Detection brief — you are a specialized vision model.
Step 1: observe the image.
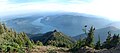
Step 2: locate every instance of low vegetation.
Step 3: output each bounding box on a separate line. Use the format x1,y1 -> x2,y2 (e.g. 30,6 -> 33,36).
0,22 -> 42,53
71,25 -> 120,52
0,22 -> 120,53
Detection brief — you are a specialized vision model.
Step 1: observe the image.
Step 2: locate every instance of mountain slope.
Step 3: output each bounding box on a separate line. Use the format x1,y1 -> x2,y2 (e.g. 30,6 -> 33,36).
31,30 -> 75,48
107,22 -> 120,29
4,12 -> 112,36
73,26 -> 120,42
6,17 -> 42,34
0,22 -> 33,52
40,14 -> 112,36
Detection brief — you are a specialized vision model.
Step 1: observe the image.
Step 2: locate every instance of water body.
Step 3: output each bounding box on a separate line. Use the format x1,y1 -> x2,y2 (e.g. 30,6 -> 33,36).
32,17 -> 56,33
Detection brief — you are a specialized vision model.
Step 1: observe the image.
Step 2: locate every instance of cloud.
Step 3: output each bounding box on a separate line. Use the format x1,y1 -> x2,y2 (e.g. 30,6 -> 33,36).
0,0 -> 120,21
87,0 -> 120,21
4,0 -> 90,4
0,0 -> 91,13
0,0 -> 9,4
69,0 -> 91,3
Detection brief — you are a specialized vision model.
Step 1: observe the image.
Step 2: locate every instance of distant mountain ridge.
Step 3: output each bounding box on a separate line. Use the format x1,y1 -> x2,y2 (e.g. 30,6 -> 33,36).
6,17 -> 42,34
3,12 -> 112,36
73,26 -> 120,42
107,22 -> 120,29
40,14 -> 112,36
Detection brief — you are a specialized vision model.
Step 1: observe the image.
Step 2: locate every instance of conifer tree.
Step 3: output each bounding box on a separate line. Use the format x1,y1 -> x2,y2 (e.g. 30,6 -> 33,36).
36,41 -> 43,46
110,34 -> 119,47
95,35 -> 101,50
0,22 -> 34,52
0,23 -> 4,34
102,31 -> 112,49
75,38 -> 83,49
85,26 -> 95,48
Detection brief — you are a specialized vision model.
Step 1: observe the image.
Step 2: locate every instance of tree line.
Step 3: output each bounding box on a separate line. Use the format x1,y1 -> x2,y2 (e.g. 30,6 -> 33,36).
0,22 -> 43,53
72,26 -> 120,51
0,21 -> 120,52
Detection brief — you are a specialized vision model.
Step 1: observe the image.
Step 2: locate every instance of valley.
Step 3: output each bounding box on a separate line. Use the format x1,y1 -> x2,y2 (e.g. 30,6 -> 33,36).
1,12 -> 120,53
4,12 -> 113,36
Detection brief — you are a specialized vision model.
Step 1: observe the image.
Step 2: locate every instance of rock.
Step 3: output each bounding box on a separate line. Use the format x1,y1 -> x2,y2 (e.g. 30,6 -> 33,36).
95,44 -> 120,53
77,46 -> 95,53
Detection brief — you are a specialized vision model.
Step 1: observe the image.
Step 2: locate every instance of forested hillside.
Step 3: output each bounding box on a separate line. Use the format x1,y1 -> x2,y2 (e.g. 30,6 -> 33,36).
31,30 -> 75,48
0,22 -> 34,52
1,22 -> 120,53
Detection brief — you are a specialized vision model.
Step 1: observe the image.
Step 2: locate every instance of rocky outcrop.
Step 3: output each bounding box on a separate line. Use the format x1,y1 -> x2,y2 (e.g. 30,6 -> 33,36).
75,45 -> 120,53
76,46 -> 95,53
96,45 -> 120,53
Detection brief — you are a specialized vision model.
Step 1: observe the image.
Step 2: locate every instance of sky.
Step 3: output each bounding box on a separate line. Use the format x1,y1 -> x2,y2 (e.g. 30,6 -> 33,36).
0,0 -> 120,21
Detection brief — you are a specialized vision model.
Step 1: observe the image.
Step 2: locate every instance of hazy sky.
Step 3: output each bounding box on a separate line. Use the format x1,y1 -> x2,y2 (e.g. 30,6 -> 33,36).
0,0 -> 120,21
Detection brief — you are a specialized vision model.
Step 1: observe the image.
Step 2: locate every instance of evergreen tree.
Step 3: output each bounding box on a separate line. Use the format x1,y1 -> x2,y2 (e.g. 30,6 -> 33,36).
31,40 -> 35,45
102,32 -> 120,49
102,31 -> 112,49
75,38 -> 83,49
82,25 -> 87,35
85,26 -> 95,48
0,23 -> 4,34
95,35 -> 101,50
0,22 -> 34,52
2,23 -> 8,32
36,41 -> 43,46
110,34 -> 119,47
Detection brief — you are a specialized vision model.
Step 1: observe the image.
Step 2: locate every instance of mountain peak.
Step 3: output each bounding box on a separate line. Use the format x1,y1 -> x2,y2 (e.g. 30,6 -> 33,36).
102,26 -> 119,31
107,22 -> 120,29
107,26 -> 116,28
34,30 -> 75,47
53,29 -> 57,32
